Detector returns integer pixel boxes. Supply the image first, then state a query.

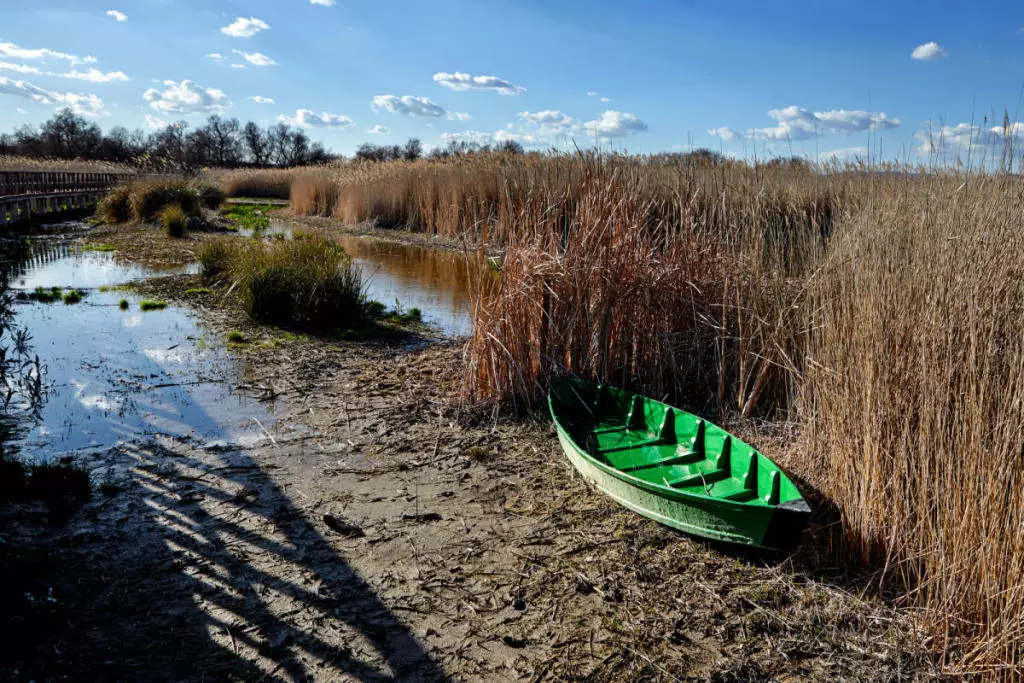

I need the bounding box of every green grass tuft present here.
[61,289,84,305]
[185,287,213,295]
[29,286,63,304]
[226,330,247,344]
[118,299,129,310]
[162,204,188,238]
[139,300,168,311]
[81,243,117,252]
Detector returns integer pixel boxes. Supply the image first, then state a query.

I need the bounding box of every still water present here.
[4,231,272,461]
[333,234,479,337]
[2,223,482,460]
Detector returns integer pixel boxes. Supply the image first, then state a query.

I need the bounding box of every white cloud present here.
[231,64,246,70]
[433,72,525,95]
[0,61,129,82]
[63,68,129,83]
[441,129,541,147]
[106,10,127,22]
[371,94,445,117]
[518,110,578,131]
[311,0,336,4]
[584,110,648,137]
[916,121,1024,156]
[15,107,26,114]
[707,126,739,141]
[143,80,230,114]
[232,50,276,67]
[747,106,900,140]
[144,114,167,129]
[279,109,354,128]
[0,62,41,75]
[0,77,105,115]
[911,42,947,61]
[205,53,225,61]
[586,91,598,97]
[447,111,471,121]
[221,17,270,38]
[368,124,391,134]
[248,95,274,104]
[600,97,611,103]
[0,41,97,66]
[819,146,867,162]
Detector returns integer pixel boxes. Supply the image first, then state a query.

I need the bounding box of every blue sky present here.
[2,0,1024,161]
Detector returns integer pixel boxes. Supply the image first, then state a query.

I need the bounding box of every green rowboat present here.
[548,377,810,550]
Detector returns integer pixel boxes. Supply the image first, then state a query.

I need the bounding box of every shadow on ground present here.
[1,351,444,682]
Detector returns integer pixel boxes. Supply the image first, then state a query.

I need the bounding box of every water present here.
[4,234,274,461]
[333,234,479,336]
[0,222,482,459]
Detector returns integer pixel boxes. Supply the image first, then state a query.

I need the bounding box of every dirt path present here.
[1,224,939,681]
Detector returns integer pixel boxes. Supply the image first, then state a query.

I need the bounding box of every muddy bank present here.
[2,222,938,681]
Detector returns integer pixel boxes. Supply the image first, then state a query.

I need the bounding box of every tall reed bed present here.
[288,153,1024,674]
[207,167,306,199]
[801,173,1024,676]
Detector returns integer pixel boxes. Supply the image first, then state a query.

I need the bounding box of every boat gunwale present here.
[547,382,805,512]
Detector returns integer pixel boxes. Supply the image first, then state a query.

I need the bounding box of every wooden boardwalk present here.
[0,170,133,226]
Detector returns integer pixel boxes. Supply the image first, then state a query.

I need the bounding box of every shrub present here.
[97,178,225,224]
[238,236,363,331]
[118,299,129,310]
[161,204,187,238]
[197,238,238,282]
[61,289,84,305]
[196,183,227,209]
[97,184,132,222]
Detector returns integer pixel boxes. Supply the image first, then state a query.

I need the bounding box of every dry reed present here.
[289,153,1024,675]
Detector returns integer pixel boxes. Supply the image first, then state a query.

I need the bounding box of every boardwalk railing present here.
[0,170,135,227]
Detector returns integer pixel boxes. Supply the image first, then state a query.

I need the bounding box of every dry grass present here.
[208,167,320,199]
[287,152,1024,676]
[0,155,136,173]
[801,173,1024,676]
[98,178,224,223]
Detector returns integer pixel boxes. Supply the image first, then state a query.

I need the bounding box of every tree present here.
[498,139,524,155]
[39,109,103,159]
[403,138,422,161]
[203,115,242,166]
[243,121,270,166]
[148,122,189,168]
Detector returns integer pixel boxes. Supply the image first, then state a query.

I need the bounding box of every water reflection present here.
[334,234,480,336]
[2,227,273,461]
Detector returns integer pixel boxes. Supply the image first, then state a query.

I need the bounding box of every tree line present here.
[1,108,531,171]
[0,108,334,170]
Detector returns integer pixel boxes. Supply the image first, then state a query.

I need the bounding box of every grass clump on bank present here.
[226,330,247,344]
[198,234,365,333]
[161,204,187,238]
[139,300,167,311]
[118,299,129,310]
[61,290,84,305]
[97,178,225,225]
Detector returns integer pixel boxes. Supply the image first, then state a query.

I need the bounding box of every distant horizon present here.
[2,1,1024,164]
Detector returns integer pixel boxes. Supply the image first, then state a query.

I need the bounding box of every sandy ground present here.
[0,222,942,682]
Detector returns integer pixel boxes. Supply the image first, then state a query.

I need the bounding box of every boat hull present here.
[556,430,806,549]
[549,379,810,550]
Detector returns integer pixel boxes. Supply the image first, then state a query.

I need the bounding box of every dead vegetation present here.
[280,153,1024,676]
